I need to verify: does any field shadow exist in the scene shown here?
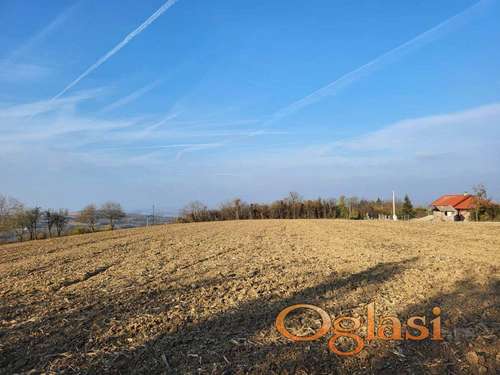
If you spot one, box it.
[5,256,497,374]
[1,257,417,373]
[92,257,419,373]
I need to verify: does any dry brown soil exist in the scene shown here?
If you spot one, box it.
[0,220,499,374]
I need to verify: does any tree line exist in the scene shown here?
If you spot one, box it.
[178,192,426,223]
[0,196,125,243]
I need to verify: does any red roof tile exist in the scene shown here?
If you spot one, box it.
[432,194,475,210]
[454,195,476,210]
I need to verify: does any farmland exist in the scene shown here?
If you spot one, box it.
[0,220,499,374]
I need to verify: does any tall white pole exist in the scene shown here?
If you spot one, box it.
[392,191,398,221]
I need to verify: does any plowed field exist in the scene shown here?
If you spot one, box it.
[1,220,498,374]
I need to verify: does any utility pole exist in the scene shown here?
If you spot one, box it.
[152,204,155,225]
[392,191,398,221]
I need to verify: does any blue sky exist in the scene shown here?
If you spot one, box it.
[1,0,499,214]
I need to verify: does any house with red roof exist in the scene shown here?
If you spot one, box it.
[431,194,476,221]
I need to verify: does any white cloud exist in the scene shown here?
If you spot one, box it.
[0,88,106,118]
[334,102,500,153]
[201,102,500,200]
[0,61,50,83]
[4,83,498,208]
[0,90,262,170]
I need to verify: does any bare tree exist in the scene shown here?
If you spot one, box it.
[4,206,40,241]
[233,198,242,220]
[472,184,488,221]
[25,207,42,240]
[78,204,98,232]
[10,208,29,241]
[100,202,125,230]
[0,194,22,232]
[52,209,69,236]
[181,201,208,222]
[287,192,302,219]
[44,210,56,238]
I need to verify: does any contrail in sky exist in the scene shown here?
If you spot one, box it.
[52,0,179,100]
[5,3,78,63]
[101,79,163,113]
[262,0,489,128]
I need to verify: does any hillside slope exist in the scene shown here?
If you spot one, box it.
[1,220,499,374]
